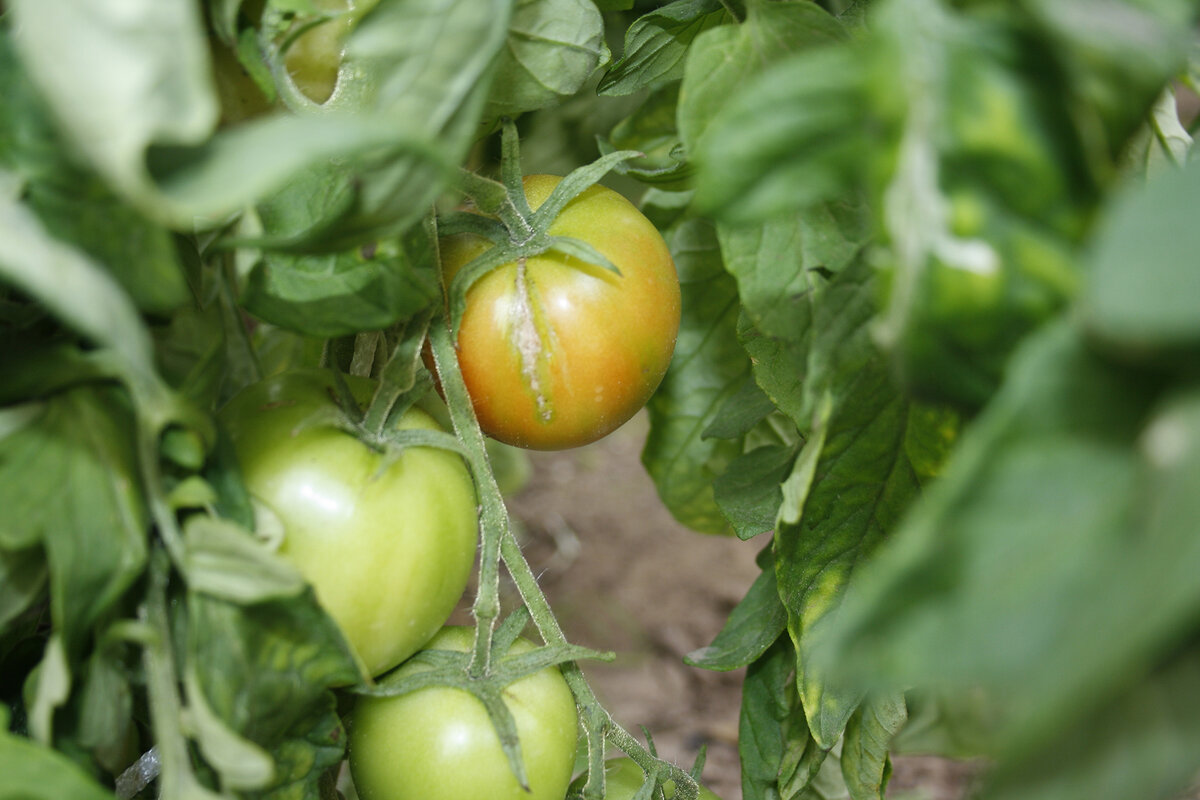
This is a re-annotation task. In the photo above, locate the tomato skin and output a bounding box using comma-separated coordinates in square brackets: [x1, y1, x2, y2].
[218, 370, 477, 678]
[441, 174, 681, 450]
[569, 757, 724, 800]
[349, 626, 579, 800]
[283, 0, 380, 104]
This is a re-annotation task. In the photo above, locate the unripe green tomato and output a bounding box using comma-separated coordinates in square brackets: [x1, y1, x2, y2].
[440, 175, 681, 450]
[349, 626, 579, 800]
[569, 757, 724, 800]
[283, 0, 379, 103]
[219, 370, 477, 678]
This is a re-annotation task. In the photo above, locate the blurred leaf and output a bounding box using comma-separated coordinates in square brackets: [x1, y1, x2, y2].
[599, 0, 729, 96]
[643, 218, 746, 535]
[0, 544, 46, 635]
[187, 589, 360, 786]
[599, 83, 692, 186]
[841, 693, 905, 800]
[0, 31, 189, 315]
[0, 389, 147, 660]
[185, 666, 276, 791]
[678, 0, 848, 157]
[690, 45, 866, 222]
[0, 177, 157, 378]
[7, 0, 218, 207]
[1022, 0, 1194, 166]
[714, 444, 797, 540]
[1083, 156, 1200, 356]
[182, 516, 307, 605]
[686, 550, 787, 671]
[983, 644, 1200, 800]
[485, 0, 609, 118]
[814, 320, 1200, 778]
[0, 722, 118, 800]
[75, 644, 135, 774]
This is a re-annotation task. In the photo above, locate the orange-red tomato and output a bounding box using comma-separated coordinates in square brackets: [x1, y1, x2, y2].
[440, 175, 680, 450]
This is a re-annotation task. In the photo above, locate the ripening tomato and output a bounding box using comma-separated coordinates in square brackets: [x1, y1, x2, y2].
[219, 370, 477, 678]
[349, 626, 579, 800]
[439, 174, 680, 450]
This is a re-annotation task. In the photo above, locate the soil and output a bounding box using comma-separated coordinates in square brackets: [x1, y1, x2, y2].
[494, 412, 978, 800]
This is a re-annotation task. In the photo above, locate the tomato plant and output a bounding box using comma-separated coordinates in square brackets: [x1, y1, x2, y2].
[440, 174, 681, 450]
[349, 626, 579, 800]
[3, 1, 1200, 800]
[219, 370, 478, 678]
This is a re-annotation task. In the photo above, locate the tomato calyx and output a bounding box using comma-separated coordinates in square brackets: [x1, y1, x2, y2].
[439, 119, 645, 335]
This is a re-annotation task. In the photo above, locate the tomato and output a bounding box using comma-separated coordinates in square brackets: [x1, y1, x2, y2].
[283, 0, 379, 104]
[569, 757, 724, 800]
[440, 174, 681, 450]
[218, 370, 477, 678]
[349, 626, 579, 800]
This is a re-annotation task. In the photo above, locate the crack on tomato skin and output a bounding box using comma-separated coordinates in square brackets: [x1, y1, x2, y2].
[512, 258, 553, 423]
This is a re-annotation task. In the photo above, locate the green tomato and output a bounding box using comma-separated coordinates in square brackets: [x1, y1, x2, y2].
[349, 626, 579, 800]
[569, 757, 724, 800]
[219, 370, 477, 678]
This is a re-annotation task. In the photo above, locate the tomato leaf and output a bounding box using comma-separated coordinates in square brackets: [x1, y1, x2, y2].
[186, 591, 361, 796]
[0, 721, 119, 800]
[0, 544, 46, 635]
[0, 390, 147, 660]
[738, 638, 804, 800]
[677, 0, 848, 157]
[840, 692, 906, 800]
[182, 516, 308, 605]
[712, 444, 796, 541]
[685, 550, 787, 671]
[598, 0, 729, 96]
[1083, 157, 1200, 357]
[642, 218, 747, 535]
[485, 0, 609, 118]
[717, 204, 866, 343]
[812, 320, 1200, 792]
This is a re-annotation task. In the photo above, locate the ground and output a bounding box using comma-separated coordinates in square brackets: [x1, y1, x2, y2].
[496, 412, 978, 800]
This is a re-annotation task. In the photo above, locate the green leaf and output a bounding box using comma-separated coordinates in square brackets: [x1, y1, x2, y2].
[8, 0, 218, 207]
[0, 723, 118, 800]
[713, 444, 797, 540]
[815, 320, 1194, 772]
[598, 0, 730, 96]
[774, 259, 955, 750]
[702, 375, 777, 440]
[642, 218, 747, 535]
[242, 234, 439, 337]
[485, 0, 609, 118]
[717, 205, 866, 342]
[739, 637, 806, 800]
[739, 313, 810, 425]
[0, 390, 147, 660]
[75, 643, 136, 774]
[691, 45, 867, 222]
[186, 590, 361, 789]
[0, 30, 190, 315]
[182, 516, 307, 605]
[0, 544, 46, 635]
[677, 0, 848, 156]
[600, 83, 692, 186]
[983, 645, 1200, 800]
[0, 179, 156, 378]
[841, 693, 905, 800]
[1083, 156, 1200, 356]
[686, 550, 787, 671]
